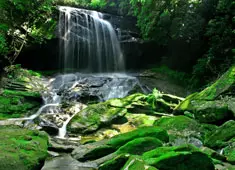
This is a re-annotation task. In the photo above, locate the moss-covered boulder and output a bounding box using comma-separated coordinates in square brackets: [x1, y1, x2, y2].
[0, 89, 42, 120]
[116, 137, 163, 155]
[154, 115, 201, 139]
[68, 90, 179, 134]
[98, 154, 130, 170]
[175, 66, 235, 123]
[99, 154, 158, 170]
[72, 127, 169, 161]
[0, 125, 48, 170]
[224, 144, 235, 164]
[142, 144, 214, 170]
[205, 120, 235, 149]
[191, 66, 235, 100]
[68, 100, 128, 134]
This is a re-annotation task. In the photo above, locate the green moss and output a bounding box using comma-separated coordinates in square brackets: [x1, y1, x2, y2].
[126, 113, 157, 127]
[107, 127, 169, 149]
[205, 120, 235, 149]
[99, 154, 130, 170]
[3, 90, 40, 98]
[0, 125, 48, 170]
[175, 93, 198, 111]
[141, 144, 214, 170]
[68, 101, 127, 133]
[147, 151, 214, 170]
[81, 145, 116, 161]
[224, 146, 235, 164]
[154, 115, 199, 132]
[116, 137, 163, 155]
[121, 156, 158, 170]
[195, 66, 235, 100]
[0, 90, 41, 120]
[142, 144, 199, 160]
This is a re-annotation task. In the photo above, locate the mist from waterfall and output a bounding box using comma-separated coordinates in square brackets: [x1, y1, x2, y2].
[58, 6, 124, 72]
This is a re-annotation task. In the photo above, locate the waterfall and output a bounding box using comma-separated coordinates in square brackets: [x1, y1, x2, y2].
[58, 6, 124, 72]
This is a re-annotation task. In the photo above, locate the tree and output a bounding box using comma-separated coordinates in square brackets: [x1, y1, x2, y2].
[0, 0, 57, 65]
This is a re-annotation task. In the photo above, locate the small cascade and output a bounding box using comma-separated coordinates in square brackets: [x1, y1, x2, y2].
[58, 6, 124, 72]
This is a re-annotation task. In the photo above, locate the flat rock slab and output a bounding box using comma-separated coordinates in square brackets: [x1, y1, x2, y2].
[41, 155, 97, 170]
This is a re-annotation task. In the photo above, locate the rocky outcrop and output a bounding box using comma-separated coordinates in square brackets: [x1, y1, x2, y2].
[175, 66, 235, 123]
[0, 65, 45, 120]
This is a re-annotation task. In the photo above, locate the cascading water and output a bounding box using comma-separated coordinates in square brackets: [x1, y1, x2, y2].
[58, 6, 124, 72]
[5, 7, 144, 139]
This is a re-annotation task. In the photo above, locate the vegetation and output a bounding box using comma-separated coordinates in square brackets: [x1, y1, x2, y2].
[0, 0, 56, 65]
[0, 125, 48, 170]
[128, 0, 234, 85]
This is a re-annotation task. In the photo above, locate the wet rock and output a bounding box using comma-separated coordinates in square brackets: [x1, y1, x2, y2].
[41, 155, 97, 170]
[52, 73, 140, 103]
[39, 119, 59, 135]
[0, 125, 48, 170]
[48, 137, 79, 153]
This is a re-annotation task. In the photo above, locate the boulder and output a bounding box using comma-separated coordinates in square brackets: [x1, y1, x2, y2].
[154, 115, 211, 142]
[41, 155, 97, 170]
[175, 66, 235, 123]
[142, 144, 214, 170]
[121, 156, 158, 170]
[72, 127, 169, 161]
[205, 120, 235, 149]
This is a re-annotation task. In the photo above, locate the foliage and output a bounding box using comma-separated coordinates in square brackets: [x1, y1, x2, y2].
[0, 0, 57, 65]
[193, 0, 235, 83]
[129, 0, 209, 44]
[90, 0, 107, 9]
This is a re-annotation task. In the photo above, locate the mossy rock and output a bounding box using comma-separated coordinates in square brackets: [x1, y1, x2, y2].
[148, 151, 214, 170]
[0, 89, 42, 120]
[121, 156, 158, 170]
[107, 126, 169, 148]
[175, 66, 235, 123]
[72, 127, 169, 161]
[142, 144, 214, 170]
[176, 99, 230, 123]
[154, 115, 210, 142]
[98, 154, 130, 170]
[195, 66, 235, 100]
[125, 113, 157, 127]
[68, 101, 127, 134]
[0, 125, 48, 170]
[116, 137, 163, 155]
[205, 120, 235, 149]
[224, 145, 235, 164]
